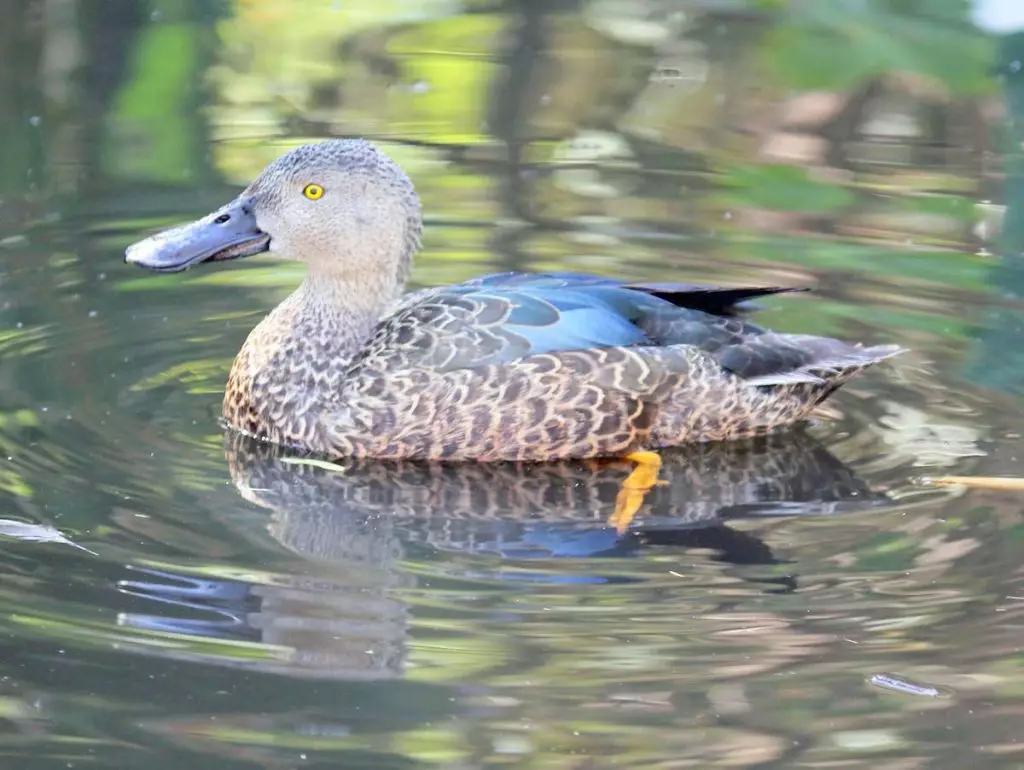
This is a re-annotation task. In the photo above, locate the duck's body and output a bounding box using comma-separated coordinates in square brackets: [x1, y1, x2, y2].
[126, 139, 902, 464]
[222, 271, 897, 461]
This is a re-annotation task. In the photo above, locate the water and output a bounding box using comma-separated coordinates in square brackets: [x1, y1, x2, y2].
[0, 1, 1023, 767]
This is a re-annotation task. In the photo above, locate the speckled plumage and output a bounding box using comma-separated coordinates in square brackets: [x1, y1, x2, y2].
[130, 139, 903, 461]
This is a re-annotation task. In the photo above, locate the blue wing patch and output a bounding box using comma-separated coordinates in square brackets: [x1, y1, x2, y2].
[417, 272, 799, 369]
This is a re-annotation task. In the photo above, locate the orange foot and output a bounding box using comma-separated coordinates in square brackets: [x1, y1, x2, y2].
[608, 450, 666, 534]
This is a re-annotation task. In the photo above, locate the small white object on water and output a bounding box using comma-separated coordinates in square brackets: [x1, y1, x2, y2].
[868, 673, 948, 698]
[0, 519, 97, 555]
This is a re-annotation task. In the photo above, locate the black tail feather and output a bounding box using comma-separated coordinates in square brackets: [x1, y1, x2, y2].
[627, 284, 810, 317]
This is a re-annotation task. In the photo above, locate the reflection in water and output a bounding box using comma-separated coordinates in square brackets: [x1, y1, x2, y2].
[964, 33, 1024, 400]
[118, 564, 410, 680]
[115, 429, 894, 683]
[225, 428, 894, 557]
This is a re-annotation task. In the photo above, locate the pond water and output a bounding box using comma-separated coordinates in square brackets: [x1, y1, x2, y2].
[1, 1, 1024, 768]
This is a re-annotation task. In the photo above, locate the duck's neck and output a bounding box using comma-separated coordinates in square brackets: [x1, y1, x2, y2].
[223, 266, 404, 443]
[289, 267, 402, 354]
[238, 266, 406, 384]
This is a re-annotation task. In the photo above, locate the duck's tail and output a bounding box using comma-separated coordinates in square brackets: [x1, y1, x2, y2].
[721, 334, 905, 392]
[736, 337, 905, 433]
[648, 336, 905, 446]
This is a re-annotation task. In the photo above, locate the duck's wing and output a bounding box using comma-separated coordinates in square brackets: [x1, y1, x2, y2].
[362, 272, 810, 375]
[449, 274, 904, 387]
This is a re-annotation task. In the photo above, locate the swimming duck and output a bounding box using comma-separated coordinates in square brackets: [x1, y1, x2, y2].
[125, 139, 901, 529]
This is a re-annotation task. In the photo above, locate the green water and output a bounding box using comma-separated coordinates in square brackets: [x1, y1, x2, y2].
[0, 1, 1023, 767]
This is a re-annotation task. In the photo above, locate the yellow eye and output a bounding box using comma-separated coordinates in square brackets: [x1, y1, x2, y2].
[303, 183, 324, 200]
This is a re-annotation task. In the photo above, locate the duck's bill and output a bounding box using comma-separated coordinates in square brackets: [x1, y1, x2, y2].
[124, 196, 270, 273]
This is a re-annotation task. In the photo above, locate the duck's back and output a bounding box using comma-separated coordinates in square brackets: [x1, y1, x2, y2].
[357, 271, 777, 374]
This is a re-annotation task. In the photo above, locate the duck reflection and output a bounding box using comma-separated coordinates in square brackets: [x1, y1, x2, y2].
[117, 430, 892, 679]
[224, 429, 892, 560]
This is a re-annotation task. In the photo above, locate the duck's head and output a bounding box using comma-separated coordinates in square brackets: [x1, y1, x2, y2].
[125, 139, 422, 288]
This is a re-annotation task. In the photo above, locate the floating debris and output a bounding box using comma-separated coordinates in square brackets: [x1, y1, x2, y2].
[279, 457, 347, 473]
[918, 475, 1024, 491]
[0, 519, 97, 555]
[868, 673, 950, 698]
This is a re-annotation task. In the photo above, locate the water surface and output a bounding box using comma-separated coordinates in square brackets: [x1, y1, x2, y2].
[1, 1, 1023, 768]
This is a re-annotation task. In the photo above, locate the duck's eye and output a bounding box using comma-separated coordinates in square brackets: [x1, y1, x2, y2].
[303, 183, 325, 200]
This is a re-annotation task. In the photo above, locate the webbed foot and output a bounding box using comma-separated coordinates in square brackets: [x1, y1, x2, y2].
[608, 450, 665, 534]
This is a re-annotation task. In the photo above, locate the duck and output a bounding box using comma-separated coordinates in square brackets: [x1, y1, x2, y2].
[125, 138, 902, 530]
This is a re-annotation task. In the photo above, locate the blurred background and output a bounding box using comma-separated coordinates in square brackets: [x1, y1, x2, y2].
[1, 0, 1024, 768]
